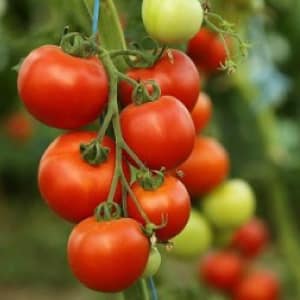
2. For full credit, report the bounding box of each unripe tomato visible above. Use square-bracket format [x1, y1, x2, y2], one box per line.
[231, 218, 269, 258]
[119, 50, 201, 111]
[4, 112, 33, 143]
[200, 251, 244, 291]
[187, 28, 227, 74]
[120, 96, 196, 170]
[233, 271, 280, 300]
[171, 210, 212, 258]
[142, 0, 203, 44]
[68, 217, 150, 292]
[18, 45, 109, 129]
[203, 179, 256, 229]
[191, 93, 213, 133]
[176, 137, 229, 196]
[38, 131, 129, 223]
[127, 176, 191, 241]
[142, 247, 162, 278]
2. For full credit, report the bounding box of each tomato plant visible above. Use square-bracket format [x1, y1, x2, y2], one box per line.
[120, 95, 196, 170]
[203, 179, 256, 229]
[176, 137, 230, 196]
[233, 271, 280, 300]
[18, 45, 109, 129]
[119, 49, 201, 111]
[171, 210, 212, 258]
[38, 131, 129, 223]
[191, 92, 213, 133]
[142, 247, 161, 278]
[200, 251, 244, 291]
[127, 175, 191, 241]
[68, 217, 150, 292]
[142, 0, 203, 44]
[231, 218, 269, 258]
[187, 28, 227, 74]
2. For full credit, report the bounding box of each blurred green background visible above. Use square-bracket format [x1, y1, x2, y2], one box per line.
[1, 0, 300, 299]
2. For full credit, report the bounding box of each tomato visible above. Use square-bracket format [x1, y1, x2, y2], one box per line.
[17, 45, 108, 129]
[38, 131, 129, 223]
[200, 251, 244, 291]
[171, 210, 212, 258]
[233, 271, 280, 300]
[231, 218, 269, 258]
[4, 112, 33, 143]
[68, 217, 150, 292]
[119, 49, 201, 111]
[203, 179, 256, 229]
[142, 0, 203, 44]
[142, 247, 162, 278]
[175, 137, 229, 196]
[191, 92, 213, 133]
[187, 28, 227, 74]
[127, 176, 191, 241]
[120, 96, 195, 170]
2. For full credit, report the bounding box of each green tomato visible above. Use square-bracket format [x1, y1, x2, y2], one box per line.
[142, 0, 204, 44]
[203, 179, 256, 229]
[142, 247, 161, 278]
[170, 210, 212, 258]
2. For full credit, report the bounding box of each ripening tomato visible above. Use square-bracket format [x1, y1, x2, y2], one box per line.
[203, 179, 256, 229]
[187, 28, 227, 74]
[127, 176, 191, 241]
[175, 137, 229, 196]
[233, 271, 280, 300]
[142, 0, 203, 44]
[171, 210, 212, 258]
[119, 50, 201, 111]
[38, 131, 129, 223]
[231, 218, 269, 258]
[68, 217, 150, 292]
[120, 96, 195, 170]
[4, 112, 33, 143]
[18, 45, 108, 129]
[191, 92, 212, 133]
[200, 251, 244, 291]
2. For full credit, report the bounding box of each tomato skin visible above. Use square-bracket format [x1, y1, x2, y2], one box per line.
[68, 217, 150, 292]
[203, 179, 256, 229]
[233, 271, 280, 300]
[38, 131, 129, 223]
[176, 137, 229, 196]
[187, 28, 227, 74]
[191, 93, 212, 133]
[171, 210, 212, 258]
[142, 0, 203, 44]
[18, 45, 108, 129]
[127, 176, 191, 241]
[200, 251, 244, 291]
[231, 218, 269, 258]
[120, 96, 196, 170]
[119, 50, 201, 111]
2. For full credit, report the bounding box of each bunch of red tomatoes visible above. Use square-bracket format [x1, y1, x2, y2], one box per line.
[15, 0, 279, 298]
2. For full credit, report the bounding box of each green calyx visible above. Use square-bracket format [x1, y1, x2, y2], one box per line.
[132, 80, 161, 105]
[95, 202, 122, 222]
[136, 169, 165, 191]
[80, 140, 110, 165]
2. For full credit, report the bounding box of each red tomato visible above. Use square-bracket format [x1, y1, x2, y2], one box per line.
[38, 131, 129, 223]
[176, 137, 229, 196]
[4, 112, 33, 142]
[119, 49, 201, 110]
[187, 28, 227, 74]
[68, 217, 150, 292]
[127, 176, 191, 241]
[191, 92, 212, 133]
[233, 271, 280, 300]
[200, 251, 244, 291]
[18, 45, 108, 129]
[120, 96, 196, 170]
[232, 218, 269, 258]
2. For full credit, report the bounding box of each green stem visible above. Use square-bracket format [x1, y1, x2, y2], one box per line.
[123, 279, 151, 300]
